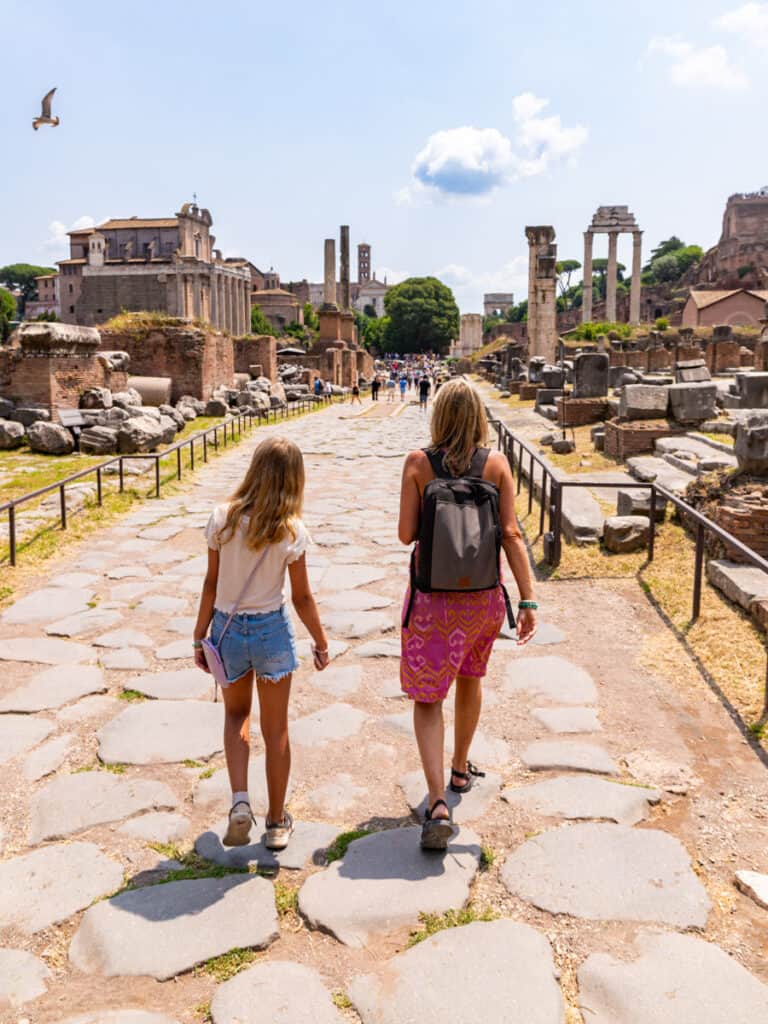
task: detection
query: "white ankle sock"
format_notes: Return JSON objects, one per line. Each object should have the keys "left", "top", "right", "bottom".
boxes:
{"left": 232, "top": 790, "right": 249, "bottom": 808}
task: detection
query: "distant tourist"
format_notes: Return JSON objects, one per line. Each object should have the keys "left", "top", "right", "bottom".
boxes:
{"left": 399, "top": 375, "right": 408, "bottom": 402}
{"left": 324, "top": 380, "right": 332, "bottom": 400}
{"left": 386, "top": 375, "right": 396, "bottom": 403}
{"left": 350, "top": 380, "right": 362, "bottom": 405}
{"left": 418, "top": 375, "right": 431, "bottom": 410}
{"left": 193, "top": 436, "right": 329, "bottom": 850}
{"left": 398, "top": 379, "right": 537, "bottom": 850}
{"left": 313, "top": 378, "right": 322, "bottom": 398}
{"left": 371, "top": 376, "right": 381, "bottom": 401}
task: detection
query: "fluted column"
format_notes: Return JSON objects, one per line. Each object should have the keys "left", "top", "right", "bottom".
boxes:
{"left": 226, "top": 277, "right": 234, "bottom": 334}
{"left": 323, "top": 239, "right": 337, "bottom": 309}
{"left": 244, "top": 280, "right": 252, "bottom": 335}
{"left": 218, "top": 276, "right": 225, "bottom": 330}
{"left": 211, "top": 272, "right": 218, "bottom": 327}
{"left": 606, "top": 232, "right": 618, "bottom": 322}
{"left": 582, "top": 231, "right": 593, "bottom": 323}
{"left": 630, "top": 231, "right": 643, "bottom": 324}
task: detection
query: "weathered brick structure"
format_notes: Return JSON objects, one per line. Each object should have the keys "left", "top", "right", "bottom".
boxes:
{"left": 0, "top": 323, "right": 128, "bottom": 421}
{"left": 233, "top": 335, "right": 277, "bottom": 383}
{"left": 604, "top": 419, "right": 685, "bottom": 460}
{"left": 100, "top": 322, "right": 234, "bottom": 402}
{"left": 557, "top": 397, "right": 610, "bottom": 427}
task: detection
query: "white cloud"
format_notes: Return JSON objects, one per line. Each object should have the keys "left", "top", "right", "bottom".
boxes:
{"left": 716, "top": 3, "right": 768, "bottom": 47}
{"left": 377, "top": 266, "right": 409, "bottom": 285}
{"left": 434, "top": 257, "right": 529, "bottom": 313}
{"left": 399, "top": 94, "right": 587, "bottom": 203}
{"left": 42, "top": 215, "right": 99, "bottom": 253}
{"left": 648, "top": 36, "right": 748, "bottom": 89}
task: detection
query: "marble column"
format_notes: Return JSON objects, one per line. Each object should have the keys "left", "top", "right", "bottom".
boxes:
{"left": 211, "top": 272, "right": 218, "bottom": 328}
{"left": 323, "top": 239, "right": 337, "bottom": 309}
{"left": 226, "top": 277, "right": 234, "bottom": 335}
{"left": 244, "top": 281, "right": 252, "bottom": 335}
{"left": 606, "top": 231, "right": 618, "bottom": 323}
{"left": 582, "top": 231, "right": 594, "bottom": 324}
{"left": 175, "top": 266, "right": 184, "bottom": 318}
{"left": 340, "top": 225, "right": 350, "bottom": 310}
{"left": 218, "top": 276, "right": 225, "bottom": 331}
{"left": 630, "top": 231, "right": 643, "bottom": 324}
{"left": 234, "top": 279, "right": 241, "bottom": 335}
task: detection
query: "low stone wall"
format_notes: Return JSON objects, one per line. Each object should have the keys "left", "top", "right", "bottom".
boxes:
{"left": 557, "top": 397, "right": 610, "bottom": 427}
{"left": 100, "top": 324, "right": 234, "bottom": 402}
{"left": 705, "top": 340, "right": 741, "bottom": 374}
{"left": 519, "top": 383, "right": 542, "bottom": 401}
{"left": 604, "top": 418, "right": 685, "bottom": 460}
{"left": 233, "top": 335, "right": 277, "bottom": 383}
{"left": 713, "top": 496, "right": 768, "bottom": 563}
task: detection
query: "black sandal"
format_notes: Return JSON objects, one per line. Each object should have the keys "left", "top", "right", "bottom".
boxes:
{"left": 420, "top": 799, "right": 455, "bottom": 851}
{"left": 449, "top": 761, "right": 486, "bottom": 794}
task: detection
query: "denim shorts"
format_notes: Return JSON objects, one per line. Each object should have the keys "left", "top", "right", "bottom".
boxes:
{"left": 210, "top": 605, "right": 299, "bottom": 684}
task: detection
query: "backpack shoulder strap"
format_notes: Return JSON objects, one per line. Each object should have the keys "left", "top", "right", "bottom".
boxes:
{"left": 424, "top": 447, "right": 451, "bottom": 479}
{"left": 468, "top": 447, "right": 491, "bottom": 478}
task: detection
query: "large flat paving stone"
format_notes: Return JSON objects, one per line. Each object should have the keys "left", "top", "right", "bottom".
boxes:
{"left": 307, "top": 773, "right": 367, "bottom": 816}
{"left": 310, "top": 664, "right": 363, "bottom": 697}
{"left": 155, "top": 639, "right": 192, "bottom": 660}
{"left": 100, "top": 647, "right": 148, "bottom": 671}
{"left": 505, "top": 656, "right": 597, "bottom": 704}
{"left": 531, "top": 707, "right": 602, "bottom": 733}
{"left": 735, "top": 869, "right": 768, "bottom": 910}
{"left": 0, "top": 715, "right": 54, "bottom": 764}
{"left": 61, "top": 1014, "right": 179, "bottom": 1024}
{"left": 298, "top": 825, "right": 481, "bottom": 948}
{"left": 296, "top": 638, "right": 349, "bottom": 662}
{"left": 46, "top": 609, "right": 123, "bottom": 637}
{"left": 349, "top": 918, "right": 564, "bottom": 1024}
{"left": 291, "top": 703, "right": 369, "bottom": 747}
{"left": 196, "top": 819, "right": 337, "bottom": 871}
{"left": 2, "top": 587, "right": 93, "bottom": 625}
{"left": 501, "top": 823, "right": 709, "bottom": 927}
{"left": 23, "top": 734, "right": 73, "bottom": 781}
{"left": 94, "top": 629, "right": 154, "bottom": 648}
{"left": 98, "top": 701, "right": 223, "bottom": 764}
{"left": 577, "top": 931, "right": 768, "bottom": 1022}
{"left": 0, "top": 947, "right": 51, "bottom": 1009}
{"left": 356, "top": 639, "right": 401, "bottom": 658}
{"left": 211, "top": 961, "right": 344, "bottom": 1024}
{"left": 194, "top": 755, "right": 293, "bottom": 813}
{"left": 0, "top": 842, "right": 123, "bottom": 933}
{"left": 502, "top": 776, "right": 661, "bottom": 825}
{"left": 319, "top": 565, "right": 387, "bottom": 590}
{"left": 0, "top": 636, "right": 93, "bottom": 664}
{"left": 400, "top": 769, "right": 501, "bottom": 823}
{"left": 321, "top": 610, "right": 395, "bottom": 639}
{"left": 29, "top": 772, "right": 178, "bottom": 843}
{"left": 69, "top": 874, "right": 278, "bottom": 979}
{"left": 321, "top": 591, "right": 392, "bottom": 612}
{"left": 0, "top": 664, "right": 105, "bottom": 712}
{"left": 118, "top": 812, "right": 189, "bottom": 844}
{"left": 127, "top": 669, "right": 212, "bottom": 701}
{"left": 521, "top": 741, "right": 618, "bottom": 775}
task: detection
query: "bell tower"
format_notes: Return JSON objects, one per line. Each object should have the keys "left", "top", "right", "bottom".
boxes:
{"left": 357, "top": 243, "right": 371, "bottom": 284}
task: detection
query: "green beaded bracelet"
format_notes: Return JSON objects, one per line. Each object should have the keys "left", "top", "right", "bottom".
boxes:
{"left": 518, "top": 600, "right": 538, "bottom": 610}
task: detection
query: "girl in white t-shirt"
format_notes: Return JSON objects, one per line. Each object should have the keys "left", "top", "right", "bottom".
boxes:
{"left": 193, "top": 436, "right": 329, "bottom": 850}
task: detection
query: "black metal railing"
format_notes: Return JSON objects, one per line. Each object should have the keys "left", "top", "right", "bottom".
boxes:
{"left": 490, "top": 415, "right": 768, "bottom": 723}
{"left": 1, "top": 396, "right": 334, "bottom": 567}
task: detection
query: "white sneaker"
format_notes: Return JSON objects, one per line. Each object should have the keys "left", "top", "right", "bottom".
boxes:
{"left": 223, "top": 800, "right": 254, "bottom": 846}
{"left": 264, "top": 812, "right": 294, "bottom": 851}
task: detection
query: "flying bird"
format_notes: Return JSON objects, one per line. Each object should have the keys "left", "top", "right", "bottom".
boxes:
{"left": 33, "top": 88, "right": 59, "bottom": 130}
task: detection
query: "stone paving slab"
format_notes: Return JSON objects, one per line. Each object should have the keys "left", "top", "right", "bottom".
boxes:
{"left": 321, "top": 591, "right": 392, "bottom": 612}
{"left": 321, "top": 610, "right": 395, "bottom": 639}
{"left": 100, "top": 647, "right": 148, "bottom": 670}
{"left": 118, "top": 812, "right": 190, "bottom": 844}
{"left": 290, "top": 703, "right": 369, "bottom": 747}
{"left": 0, "top": 715, "right": 54, "bottom": 764}
{"left": 735, "top": 869, "right": 768, "bottom": 910}
{"left": 23, "top": 734, "right": 73, "bottom": 781}
{"left": 0, "top": 636, "right": 93, "bottom": 665}
{"left": 98, "top": 701, "right": 223, "bottom": 764}
{"left": 399, "top": 769, "right": 502, "bottom": 823}
{"left": 298, "top": 825, "right": 481, "bottom": 948}
{"left": 501, "top": 823, "right": 710, "bottom": 927}
{"left": 531, "top": 707, "right": 602, "bottom": 734}
{"left": 46, "top": 609, "right": 123, "bottom": 638}
{"left": 499, "top": 621, "right": 566, "bottom": 646}
{"left": 521, "top": 741, "right": 618, "bottom": 775}
{"left": 62, "top": 1011, "right": 180, "bottom": 1024}
{"left": 155, "top": 639, "right": 192, "bottom": 660}
{"left": 501, "top": 776, "right": 661, "bottom": 825}
{"left": 2, "top": 587, "right": 94, "bottom": 625}
{"left": 577, "top": 931, "right": 768, "bottom": 1022}
{"left": 348, "top": 919, "right": 564, "bottom": 1024}
{"left": 106, "top": 565, "right": 154, "bottom": 580}
{"left": 319, "top": 565, "right": 387, "bottom": 591}
{"left": 464, "top": 730, "right": 511, "bottom": 766}
{"left": 356, "top": 639, "right": 401, "bottom": 658}
{"left": 29, "top": 772, "right": 178, "bottom": 843}
{"left": 126, "top": 668, "right": 212, "bottom": 700}
{"left": 295, "top": 638, "right": 349, "bottom": 661}
{"left": 58, "top": 695, "right": 120, "bottom": 724}
{"left": 0, "top": 842, "right": 123, "bottom": 933}
{"left": 137, "top": 594, "right": 189, "bottom": 615}
{"left": 306, "top": 773, "right": 368, "bottom": 817}
{"left": 196, "top": 819, "right": 337, "bottom": 871}
{"left": 505, "top": 656, "right": 598, "bottom": 704}
{"left": 211, "top": 960, "right": 344, "bottom": 1024}
{"left": 0, "top": 947, "right": 52, "bottom": 1009}
{"left": 0, "top": 664, "right": 105, "bottom": 712}
{"left": 310, "top": 664, "right": 363, "bottom": 697}
{"left": 194, "top": 755, "right": 294, "bottom": 813}
{"left": 94, "top": 629, "right": 155, "bottom": 648}
{"left": 69, "top": 874, "right": 278, "bottom": 979}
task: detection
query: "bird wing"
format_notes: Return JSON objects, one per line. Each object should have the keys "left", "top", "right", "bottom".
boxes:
{"left": 41, "top": 88, "right": 56, "bottom": 118}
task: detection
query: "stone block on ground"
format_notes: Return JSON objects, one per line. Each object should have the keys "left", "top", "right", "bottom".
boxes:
{"left": 100, "top": 647, "right": 147, "bottom": 670}
{"left": 616, "top": 488, "right": 667, "bottom": 521}
{"left": 603, "top": 515, "right": 649, "bottom": 554}
{"left": 117, "top": 416, "right": 163, "bottom": 454}
{"left": 577, "top": 931, "right": 768, "bottom": 1022}
{"left": 0, "top": 715, "right": 54, "bottom": 764}
{"left": 707, "top": 559, "right": 768, "bottom": 612}
{"left": 0, "top": 947, "right": 52, "bottom": 1008}
{"left": 195, "top": 819, "right": 337, "bottom": 871}
{"left": 668, "top": 382, "right": 717, "bottom": 424}
{"left": 619, "top": 384, "right": 669, "bottom": 421}
{"left": 298, "top": 826, "right": 481, "bottom": 947}
{"left": 501, "top": 775, "right": 661, "bottom": 825}
{"left": 307, "top": 773, "right": 368, "bottom": 817}
{"left": 211, "top": 961, "right": 344, "bottom": 1024}
{"left": 28, "top": 772, "right": 178, "bottom": 843}
{"left": 310, "top": 664, "right": 362, "bottom": 697}
{"left": 735, "top": 869, "right": 768, "bottom": 910}
{"left": 735, "top": 410, "right": 768, "bottom": 474}
{"left": 79, "top": 425, "right": 119, "bottom": 455}
{"left": 26, "top": 420, "right": 75, "bottom": 455}
{"left": 0, "top": 418, "right": 25, "bottom": 449}
{"left": 348, "top": 919, "right": 563, "bottom": 1024}
{"left": 501, "top": 823, "right": 709, "bottom": 927}
{"left": 23, "top": 734, "right": 73, "bottom": 781}
{"left": 69, "top": 874, "right": 278, "bottom": 979}
{"left": 2, "top": 587, "right": 93, "bottom": 625}
{"left": 0, "top": 664, "right": 105, "bottom": 712}
{"left": 0, "top": 842, "right": 123, "bottom": 933}
{"left": 97, "top": 700, "right": 223, "bottom": 764}
{"left": 321, "top": 591, "right": 392, "bottom": 612}
{"left": 521, "top": 740, "right": 618, "bottom": 775}
{"left": 46, "top": 608, "right": 123, "bottom": 637}
{"left": 118, "top": 812, "right": 189, "bottom": 844}
{"left": 531, "top": 706, "right": 602, "bottom": 733}
{"left": 399, "top": 769, "right": 501, "bottom": 823}
{"left": 355, "top": 639, "right": 401, "bottom": 658}
{"left": 320, "top": 610, "right": 394, "bottom": 639}
{"left": 504, "top": 656, "right": 598, "bottom": 704}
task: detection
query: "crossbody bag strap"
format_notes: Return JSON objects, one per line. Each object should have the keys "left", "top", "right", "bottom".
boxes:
{"left": 214, "top": 545, "right": 270, "bottom": 649}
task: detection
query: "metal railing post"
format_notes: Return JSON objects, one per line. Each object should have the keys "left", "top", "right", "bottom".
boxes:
{"left": 190, "top": 438, "right": 195, "bottom": 471}
{"left": 648, "top": 485, "right": 656, "bottom": 562}
{"left": 155, "top": 459, "right": 161, "bottom": 498}
{"left": 8, "top": 506, "right": 16, "bottom": 566}
{"left": 177, "top": 447, "right": 182, "bottom": 481}
{"left": 539, "top": 472, "right": 547, "bottom": 537}
{"left": 203, "top": 432, "right": 208, "bottom": 462}
{"left": 60, "top": 485, "right": 67, "bottom": 530}
{"left": 96, "top": 466, "right": 103, "bottom": 506}
{"left": 516, "top": 440, "right": 523, "bottom": 494}
{"left": 692, "top": 521, "right": 705, "bottom": 621}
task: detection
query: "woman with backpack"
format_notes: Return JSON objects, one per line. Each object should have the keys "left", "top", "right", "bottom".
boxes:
{"left": 398, "top": 379, "right": 537, "bottom": 849}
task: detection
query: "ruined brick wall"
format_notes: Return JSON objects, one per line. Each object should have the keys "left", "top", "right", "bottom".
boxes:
{"left": 556, "top": 397, "right": 609, "bottom": 427}
{"left": 77, "top": 273, "right": 170, "bottom": 326}
{"left": 100, "top": 326, "right": 233, "bottom": 402}
{"left": 519, "top": 383, "right": 542, "bottom": 401}
{"left": 2, "top": 352, "right": 119, "bottom": 420}
{"left": 233, "top": 336, "right": 277, "bottom": 382}
{"left": 341, "top": 350, "right": 357, "bottom": 388}
{"left": 704, "top": 340, "right": 741, "bottom": 374}
{"left": 647, "top": 348, "right": 673, "bottom": 372}
{"left": 356, "top": 351, "right": 374, "bottom": 379}
{"left": 604, "top": 419, "right": 684, "bottom": 459}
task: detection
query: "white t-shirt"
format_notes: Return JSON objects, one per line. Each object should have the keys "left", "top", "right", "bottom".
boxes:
{"left": 205, "top": 504, "right": 310, "bottom": 614}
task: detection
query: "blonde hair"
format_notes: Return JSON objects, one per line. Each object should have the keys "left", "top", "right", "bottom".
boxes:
{"left": 217, "top": 436, "right": 304, "bottom": 551}
{"left": 429, "top": 379, "right": 489, "bottom": 476}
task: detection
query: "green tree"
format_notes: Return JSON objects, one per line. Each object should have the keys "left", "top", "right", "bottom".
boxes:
{"left": 675, "top": 245, "right": 703, "bottom": 275}
{"left": 0, "top": 264, "right": 56, "bottom": 315}
{"left": 250, "top": 304, "right": 274, "bottom": 335}
{"left": 648, "top": 236, "right": 685, "bottom": 263}
{"left": 363, "top": 315, "right": 390, "bottom": 352}
{"left": 508, "top": 300, "right": 528, "bottom": 322}
{"left": 649, "top": 253, "right": 680, "bottom": 283}
{"left": 556, "top": 259, "right": 581, "bottom": 309}
{"left": 591, "top": 259, "right": 626, "bottom": 299}
{"left": 363, "top": 303, "right": 377, "bottom": 319}
{"left": 303, "top": 302, "right": 319, "bottom": 331}
{"left": 383, "top": 277, "right": 459, "bottom": 355}
{"left": 0, "top": 286, "right": 15, "bottom": 341}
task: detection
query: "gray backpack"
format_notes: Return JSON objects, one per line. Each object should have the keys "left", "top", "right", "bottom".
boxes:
{"left": 403, "top": 448, "right": 515, "bottom": 628}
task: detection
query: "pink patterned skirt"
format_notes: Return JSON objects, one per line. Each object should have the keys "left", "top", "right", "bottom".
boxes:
{"left": 400, "top": 585, "right": 506, "bottom": 703}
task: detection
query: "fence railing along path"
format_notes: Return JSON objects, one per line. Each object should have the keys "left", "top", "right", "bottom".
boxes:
{"left": 490, "top": 414, "right": 768, "bottom": 725}
{"left": 1, "top": 396, "right": 334, "bottom": 568}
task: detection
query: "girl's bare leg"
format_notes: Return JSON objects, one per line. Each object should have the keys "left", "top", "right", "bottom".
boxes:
{"left": 256, "top": 674, "right": 293, "bottom": 823}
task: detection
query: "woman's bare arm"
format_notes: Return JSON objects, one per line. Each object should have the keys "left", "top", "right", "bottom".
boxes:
{"left": 398, "top": 451, "right": 423, "bottom": 545}
{"left": 193, "top": 548, "right": 219, "bottom": 671}
{"left": 491, "top": 451, "right": 537, "bottom": 644}
{"left": 288, "top": 555, "right": 329, "bottom": 667}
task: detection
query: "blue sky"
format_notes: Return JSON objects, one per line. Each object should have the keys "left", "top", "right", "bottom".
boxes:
{"left": 2, "top": 0, "right": 767, "bottom": 311}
